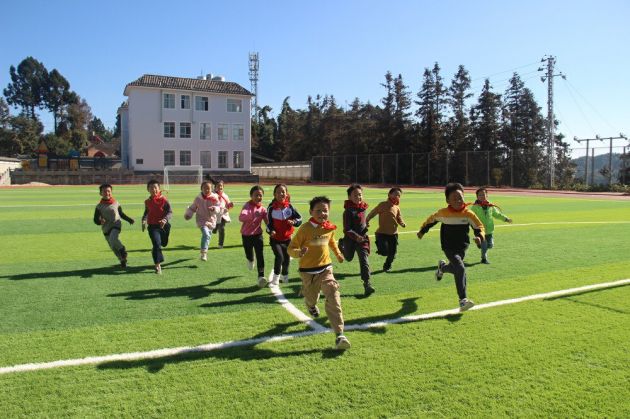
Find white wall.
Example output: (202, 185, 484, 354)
(126, 87, 251, 172)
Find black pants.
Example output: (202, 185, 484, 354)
(443, 248, 467, 300)
(270, 238, 290, 276)
(148, 223, 170, 264)
(213, 219, 227, 246)
(242, 234, 264, 276)
(341, 237, 371, 282)
(375, 233, 398, 269)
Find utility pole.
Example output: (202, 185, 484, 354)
(573, 135, 603, 186)
(538, 56, 565, 189)
(248, 52, 260, 122)
(574, 134, 627, 186)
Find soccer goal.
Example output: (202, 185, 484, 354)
(163, 165, 203, 190)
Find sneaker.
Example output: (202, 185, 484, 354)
(257, 275, 267, 288)
(247, 259, 255, 270)
(383, 264, 392, 273)
(459, 298, 475, 312)
(200, 252, 208, 262)
(363, 281, 375, 296)
(120, 259, 127, 268)
(481, 258, 490, 264)
(335, 335, 351, 350)
(307, 305, 320, 318)
(269, 272, 279, 286)
(435, 260, 446, 281)
(155, 265, 162, 275)
(281, 274, 289, 284)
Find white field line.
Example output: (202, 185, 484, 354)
(1, 278, 628, 376)
(268, 284, 327, 332)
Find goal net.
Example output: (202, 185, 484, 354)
(163, 165, 203, 190)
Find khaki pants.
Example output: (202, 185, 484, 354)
(300, 269, 344, 334)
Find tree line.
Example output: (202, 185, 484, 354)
(1, 56, 117, 157)
(252, 63, 575, 188)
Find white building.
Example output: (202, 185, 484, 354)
(119, 74, 253, 173)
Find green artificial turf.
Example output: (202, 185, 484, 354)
(0, 184, 628, 417)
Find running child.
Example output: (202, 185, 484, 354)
(184, 180, 226, 261)
(288, 196, 350, 350)
(213, 179, 234, 249)
(266, 184, 302, 286)
(365, 187, 406, 272)
(93, 183, 134, 268)
(339, 183, 374, 296)
(417, 182, 485, 311)
(470, 187, 512, 264)
(239, 185, 268, 287)
(142, 179, 172, 274)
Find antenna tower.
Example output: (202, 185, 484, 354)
(249, 52, 259, 121)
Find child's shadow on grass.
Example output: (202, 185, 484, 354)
(107, 276, 251, 301)
(96, 321, 332, 373)
(0, 258, 192, 281)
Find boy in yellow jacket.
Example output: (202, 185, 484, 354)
(288, 196, 350, 350)
(417, 183, 485, 311)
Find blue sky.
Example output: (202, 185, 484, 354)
(2, 0, 628, 156)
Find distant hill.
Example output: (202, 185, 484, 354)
(571, 153, 625, 184)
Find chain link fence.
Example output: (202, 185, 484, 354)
(312, 146, 629, 187)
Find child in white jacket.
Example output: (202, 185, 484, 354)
(184, 181, 226, 261)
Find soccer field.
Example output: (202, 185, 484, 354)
(0, 184, 629, 417)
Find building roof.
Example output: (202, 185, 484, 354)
(124, 74, 253, 97)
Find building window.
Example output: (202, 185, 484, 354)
(163, 93, 175, 109)
(195, 96, 208, 111)
(180, 150, 191, 166)
(164, 122, 175, 138)
(227, 99, 242, 112)
(200, 151, 211, 168)
(135, 158, 143, 165)
(233, 151, 244, 169)
(181, 95, 190, 109)
(179, 122, 191, 138)
(200, 123, 211, 140)
(218, 151, 228, 168)
(232, 124, 244, 141)
(164, 150, 175, 166)
(218, 124, 228, 141)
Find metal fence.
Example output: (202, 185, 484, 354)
(312, 146, 629, 187)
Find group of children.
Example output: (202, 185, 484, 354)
(94, 179, 511, 350)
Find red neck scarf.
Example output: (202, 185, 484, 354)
(447, 203, 470, 212)
(475, 199, 499, 209)
(388, 197, 400, 206)
(151, 192, 164, 204)
(272, 198, 290, 210)
(344, 200, 368, 210)
(309, 217, 336, 231)
(202, 193, 214, 201)
(100, 197, 116, 205)
(249, 200, 262, 208)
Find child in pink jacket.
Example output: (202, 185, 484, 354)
(184, 180, 226, 261)
(239, 185, 268, 287)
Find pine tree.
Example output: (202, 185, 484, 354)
(3, 57, 49, 120)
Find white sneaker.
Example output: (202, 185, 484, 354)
(335, 335, 351, 350)
(257, 275, 267, 288)
(268, 272, 280, 286)
(281, 274, 289, 284)
(200, 252, 207, 261)
(247, 259, 255, 270)
(155, 265, 162, 275)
